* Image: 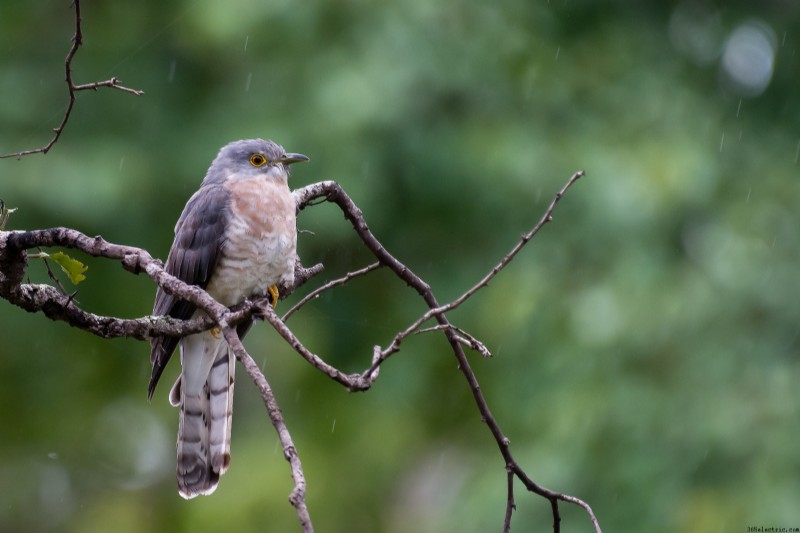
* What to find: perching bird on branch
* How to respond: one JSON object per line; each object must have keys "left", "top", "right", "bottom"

{"left": 148, "top": 139, "right": 308, "bottom": 498}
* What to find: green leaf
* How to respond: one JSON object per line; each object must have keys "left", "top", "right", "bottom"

{"left": 50, "top": 251, "right": 88, "bottom": 284}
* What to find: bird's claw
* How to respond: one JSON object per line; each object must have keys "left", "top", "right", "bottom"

{"left": 268, "top": 284, "right": 279, "bottom": 308}
{"left": 210, "top": 326, "right": 222, "bottom": 339}
{"left": 252, "top": 285, "right": 280, "bottom": 322}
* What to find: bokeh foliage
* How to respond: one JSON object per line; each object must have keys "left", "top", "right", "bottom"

{"left": 1, "top": 1, "right": 799, "bottom": 531}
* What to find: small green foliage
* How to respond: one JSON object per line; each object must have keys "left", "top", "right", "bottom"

{"left": 49, "top": 251, "right": 88, "bottom": 284}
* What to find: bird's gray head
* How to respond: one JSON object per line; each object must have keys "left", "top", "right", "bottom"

{"left": 202, "top": 139, "right": 309, "bottom": 186}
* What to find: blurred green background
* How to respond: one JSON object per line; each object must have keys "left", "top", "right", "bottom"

{"left": 2, "top": 0, "right": 799, "bottom": 531}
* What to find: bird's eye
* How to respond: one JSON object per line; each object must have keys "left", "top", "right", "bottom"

{"left": 249, "top": 153, "right": 267, "bottom": 167}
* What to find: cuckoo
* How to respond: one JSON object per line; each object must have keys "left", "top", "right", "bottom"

{"left": 148, "top": 139, "right": 308, "bottom": 498}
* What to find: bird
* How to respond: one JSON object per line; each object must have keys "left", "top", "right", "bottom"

{"left": 148, "top": 139, "right": 308, "bottom": 499}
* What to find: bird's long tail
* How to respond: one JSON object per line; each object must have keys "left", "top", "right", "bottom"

{"left": 171, "top": 333, "right": 235, "bottom": 499}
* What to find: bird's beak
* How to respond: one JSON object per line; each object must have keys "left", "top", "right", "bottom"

{"left": 280, "top": 153, "right": 309, "bottom": 165}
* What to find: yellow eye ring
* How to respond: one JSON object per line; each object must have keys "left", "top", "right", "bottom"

{"left": 249, "top": 153, "right": 267, "bottom": 167}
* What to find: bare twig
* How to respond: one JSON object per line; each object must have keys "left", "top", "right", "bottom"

{"left": 415, "top": 324, "right": 491, "bottom": 357}
{"left": 72, "top": 77, "right": 144, "bottom": 96}
{"left": 0, "top": 0, "right": 144, "bottom": 159}
{"left": 282, "top": 261, "right": 382, "bottom": 321}
{"left": 503, "top": 470, "right": 516, "bottom": 533}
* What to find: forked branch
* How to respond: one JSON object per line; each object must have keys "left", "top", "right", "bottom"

{"left": 0, "top": 171, "right": 599, "bottom": 533}
{"left": 0, "top": 0, "right": 144, "bottom": 159}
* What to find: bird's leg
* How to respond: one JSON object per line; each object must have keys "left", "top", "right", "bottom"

{"left": 268, "top": 284, "right": 279, "bottom": 308}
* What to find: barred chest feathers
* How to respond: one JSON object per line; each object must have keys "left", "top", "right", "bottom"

{"left": 206, "top": 176, "right": 296, "bottom": 307}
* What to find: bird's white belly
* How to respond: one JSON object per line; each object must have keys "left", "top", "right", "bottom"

{"left": 206, "top": 177, "right": 296, "bottom": 307}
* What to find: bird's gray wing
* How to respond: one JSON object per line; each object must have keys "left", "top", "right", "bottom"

{"left": 148, "top": 184, "right": 229, "bottom": 399}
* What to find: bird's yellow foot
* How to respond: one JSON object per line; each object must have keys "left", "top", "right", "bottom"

{"left": 210, "top": 326, "right": 222, "bottom": 339}
{"left": 268, "top": 284, "right": 280, "bottom": 308}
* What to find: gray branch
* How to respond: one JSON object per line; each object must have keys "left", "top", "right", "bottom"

{"left": 0, "top": 174, "right": 600, "bottom": 533}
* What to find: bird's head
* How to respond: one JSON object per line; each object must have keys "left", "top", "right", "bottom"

{"left": 203, "top": 138, "right": 309, "bottom": 185}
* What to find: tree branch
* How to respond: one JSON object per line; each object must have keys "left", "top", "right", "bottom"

{"left": 0, "top": 173, "right": 600, "bottom": 532}
{"left": 221, "top": 327, "right": 313, "bottom": 532}
{"left": 0, "top": 0, "right": 144, "bottom": 159}
{"left": 294, "top": 175, "right": 599, "bottom": 531}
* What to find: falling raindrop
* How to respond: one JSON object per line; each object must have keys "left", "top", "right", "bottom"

{"left": 554, "top": 46, "right": 560, "bottom": 61}
{"left": 331, "top": 419, "right": 336, "bottom": 433}
{"left": 245, "top": 72, "right": 253, "bottom": 92}
{"left": 119, "top": 157, "right": 125, "bottom": 171}
{"left": 736, "top": 98, "right": 742, "bottom": 118}
{"left": 168, "top": 60, "right": 176, "bottom": 83}
{"left": 719, "top": 132, "right": 725, "bottom": 152}
{"left": 244, "top": 35, "right": 249, "bottom": 52}
{"left": 745, "top": 187, "right": 751, "bottom": 203}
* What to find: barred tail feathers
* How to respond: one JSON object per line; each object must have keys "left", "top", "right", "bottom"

{"left": 175, "top": 332, "right": 234, "bottom": 499}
